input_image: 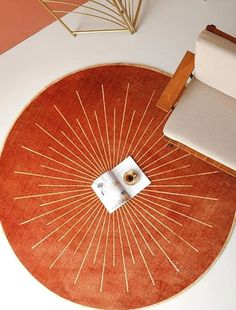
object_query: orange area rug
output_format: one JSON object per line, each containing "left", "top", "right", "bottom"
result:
{"left": 0, "top": 64, "right": 235, "bottom": 309}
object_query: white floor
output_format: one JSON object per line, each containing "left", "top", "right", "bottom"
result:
{"left": 0, "top": 0, "right": 236, "bottom": 309}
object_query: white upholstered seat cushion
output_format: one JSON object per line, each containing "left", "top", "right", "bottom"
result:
{"left": 163, "top": 77, "right": 236, "bottom": 170}
{"left": 195, "top": 29, "right": 236, "bottom": 99}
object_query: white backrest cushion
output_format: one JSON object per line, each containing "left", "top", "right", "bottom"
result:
{"left": 195, "top": 29, "right": 236, "bottom": 99}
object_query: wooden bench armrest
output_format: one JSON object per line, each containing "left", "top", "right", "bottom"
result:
{"left": 156, "top": 51, "right": 195, "bottom": 112}
{"left": 206, "top": 24, "right": 236, "bottom": 44}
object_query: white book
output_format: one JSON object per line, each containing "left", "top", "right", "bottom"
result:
{"left": 91, "top": 156, "right": 151, "bottom": 213}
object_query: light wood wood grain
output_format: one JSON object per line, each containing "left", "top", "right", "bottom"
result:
{"left": 156, "top": 51, "right": 195, "bottom": 112}
{"left": 206, "top": 24, "right": 236, "bottom": 43}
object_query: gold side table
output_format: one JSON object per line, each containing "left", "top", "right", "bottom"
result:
{"left": 38, "top": 0, "right": 143, "bottom": 36}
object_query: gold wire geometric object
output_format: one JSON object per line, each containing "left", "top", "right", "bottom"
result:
{"left": 38, "top": 0, "right": 143, "bottom": 36}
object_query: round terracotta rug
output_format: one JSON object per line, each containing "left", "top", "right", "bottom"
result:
{"left": 0, "top": 64, "right": 235, "bottom": 309}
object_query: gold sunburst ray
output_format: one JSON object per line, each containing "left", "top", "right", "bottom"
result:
{"left": 49, "top": 146, "right": 97, "bottom": 179}
{"left": 124, "top": 90, "right": 155, "bottom": 159}
{"left": 141, "top": 147, "right": 179, "bottom": 170}
{"left": 101, "top": 84, "right": 113, "bottom": 169}
{"left": 14, "top": 188, "right": 91, "bottom": 201}
{"left": 19, "top": 194, "right": 93, "bottom": 225}
{"left": 116, "top": 83, "right": 129, "bottom": 165}
{"left": 134, "top": 111, "right": 172, "bottom": 160}
{"left": 76, "top": 91, "right": 108, "bottom": 171}
{"left": 35, "top": 123, "right": 102, "bottom": 176}
{"left": 145, "top": 154, "right": 190, "bottom": 174}
{"left": 155, "top": 170, "right": 219, "bottom": 181}
{"left": 54, "top": 104, "right": 105, "bottom": 172}
{"left": 128, "top": 203, "right": 179, "bottom": 272}
{"left": 100, "top": 213, "right": 111, "bottom": 292}
{"left": 74, "top": 209, "right": 106, "bottom": 284}
{"left": 133, "top": 202, "right": 199, "bottom": 252}
{"left": 49, "top": 205, "right": 101, "bottom": 269}
{"left": 117, "top": 210, "right": 129, "bottom": 292}
{"left": 133, "top": 196, "right": 183, "bottom": 226}
{"left": 94, "top": 111, "right": 111, "bottom": 171}
{"left": 138, "top": 141, "right": 169, "bottom": 166}
{"left": 39, "top": 191, "right": 94, "bottom": 207}
{"left": 46, "top": 196, "right": 97, "bottom": 226}
{"left": 32, "top": 200, "right": 98, "bottom": 250}
{"left": 121, "top": 207, "right": 155, "bottom": 285}
{"left": 149, "top": 164, "right": 191, "bottom": 178}
{"left": 15, "top": 170, "right": 91, "bottom": 184}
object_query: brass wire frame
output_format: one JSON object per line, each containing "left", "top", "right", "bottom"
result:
{"left": 38, "top": 0, "right": 143, "bottom": 36}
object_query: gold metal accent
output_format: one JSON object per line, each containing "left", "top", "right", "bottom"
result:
{"left": 123, "top": 170, "right": 140, "bottom": 185}
{"left": 38, "top": 0, "right": 143, "bottom": 36}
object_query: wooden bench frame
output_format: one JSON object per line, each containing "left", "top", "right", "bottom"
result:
{"left": 156, "top": 25, "right": 236, "bottom": 176}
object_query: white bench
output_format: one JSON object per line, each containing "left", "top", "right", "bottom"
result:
{"left": 157, "top": 26, "right": 236, "bottom": 176}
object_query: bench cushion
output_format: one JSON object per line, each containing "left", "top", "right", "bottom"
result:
{"left": 195, "top": 29, "right": 236, "bottom": 99}
{"left": 163, "top": 77, "right": 236, "bottom": 170}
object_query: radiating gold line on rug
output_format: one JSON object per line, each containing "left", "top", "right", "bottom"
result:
{"left": 145, "top": 154, "right": 190, "bottom": 174}
{"left": 116, "top": 83, "right": 129, "bottom": 165}
{"left": 113, "top": 108, "right": 116, "bottom": 168}
{"left": 76, "top": 91, "right": 107, "bottom": 171}
{"left": 14, "top": 188, "right": 91, "bottom": 200}
{"left": 133, "top": 201, "right": 199, "bottom": 252}
{"left": 140, "top": 192, "right": 190, "bottom": 207}
{"left": 121, "top": 208, "right": 155, "bottom": 285}
{"left": 144, "top": 189, "right": 218, "bottom": 201}
{"left": 124, "top": 90, "right": 155, "bottom": 159}
{"left": 76, "top": 117, "right": 108, "bottom": 172}
{"left": 32, "top": 200, "right": 98, "bottom": 250}
{"left": 149, "top": 164, "right": 191, "bottom": 178}
{"left": 94, "top": 212, "right": 108, "bottom": 264}
{"left": 40, "top": 165, "right": 92, "bottom": 181}
{"left": 61, "top": 130, "right": 103, "bottom": 174}
{"left": 49, "top": 205, "right": 101, "bottom": 269}
{"left": 138, "top": 195, "right": 213, "bottom": 228}
{"left": 130, "top": 201, "right": 171, "bottom": 243}
{"left": 119, "top": 110, "right": 136, "bottom": 162}
{"left": 129, "top": 203, "right": 179, "bottom": 272}
{"left": 40, "top": 191, "right": 94, "bottom": 207}
{"left": 135, "top": 111, "right": 172, "bottom": 160}
{"left": 100, "top": 213, "right": 111, "bottom": 292}
{"left": 101, "top": 84, "right": 113, "bottom": 169}
{"left": 155, "top": 170, "right": 219, "bottom": 181}
{"left": 119, "top": 208, "right": 136, "bottom": 264}
{"left": 141, "top": 147, "right": 179, "bottom": 170}
{"left": 149, "top": 184, "right": 193, "bottom": 188}
{"left": 49, "top": 146, "right": 96, "bottom": 179}
{"left": 15, "top": 170, "right": 91, "bottom": 184}
{"left": 117, "top": 211, "right": 129, "bottom": 292}
{"left": 37, "top": 184, "right": 86, "bottom": 187}
{"left": 136, "top": 135, "right": 164, "bottom": 163}
{"left": 73, "top": 204, "right": 103, "bottom": 254}
{"left": 47, "top": 196, "right": 97, "bottom": 226}
{"left": 130, "top": 118, "right": 154, "bottom": 156}
{"left": 35, "top": 123, "right": 102, "bottom": 176}
{"left": 138, "top": 141, "right": 168, "bottom": 166}
{"left": 112, "top": 212, "right": 116, "bottom": 266}
{"left": 54, "top": 104, "right": 105, "bottom": 172}
{"left": 58, "top": 201, "right": 101, "bottom": 242}
{"left": 19, "top": 195, "right": 93, "bottom": 225}
{"left": 94, "top": 111, "right": 110, "bottom": 171}
{"left": 21, "top": 145, "right": 93, "bottom": 180}
{"left": 125, "top": 204, "right": 155, "bottom": 256}
{"left": 134, "top": 196, "right": 183, "bottom": 226}
{"left": 74, "top": 209, "right": 105, "bottom": 284}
